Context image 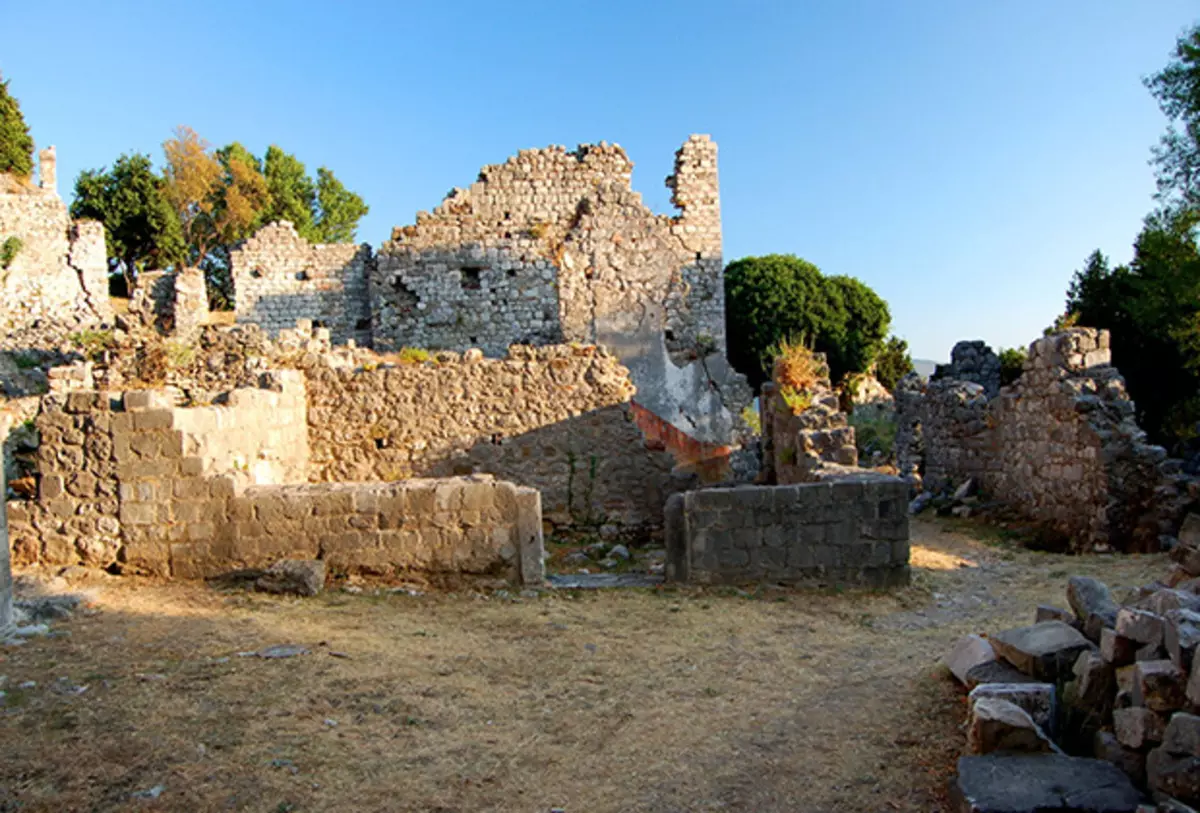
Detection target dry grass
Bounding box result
[0,519,1167,812]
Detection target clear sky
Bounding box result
[2,1,1196,361]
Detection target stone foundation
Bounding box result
[664,476,910,586]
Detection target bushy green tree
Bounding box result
[313,167,369,243]
[0,74,34,178]
[874,336,914,391]
[724,254,891,388]
[998,347,1027,387]
[71,153,185,291]
[1146,24,1200,211]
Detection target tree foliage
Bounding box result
[724,254,891,389]
[1146,24,1200,210]
[70,153,185,290]
[998,347,1027,387]
[873,336,914,391]
[0,74,34,179]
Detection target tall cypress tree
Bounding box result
[0,74,34,178]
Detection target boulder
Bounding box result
[1069,576,1121,642]
[1165,609,1200,672]
[255,559,326,597]
[1148,747,1200,807]
[966,697,1059,755]
[969,682,1057,735]
[1072,650,1114,709]
[1114,707,1167,750]
[948,634,999,685]
[1094,730,1148,787]
[1133,660,1188,714]
[1137,589,1200,616]
[991,621,1096,681]
[965,660,1044,690]
[950,754,1142,813]
[1037,605,1076,625]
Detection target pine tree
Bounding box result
[0,74,35,178]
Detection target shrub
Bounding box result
[396,347,431,365]
[873,336,914,391]
[740,404,762,436]
[998,347,1026,387]
[69,329,116,362]
[772,340,822,415]
[0,235,22,270]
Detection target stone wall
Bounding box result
[231,221,372,345]
[0,155,111,344]
[910,329,1166,552]
[933,340,1001,399]
[128,267,210,339]
[759,353,858,484]
[6,371,544,583]
[664,475,910,586]
[301,343,678,531]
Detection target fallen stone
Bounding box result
[255,559,325,597]
[1165,610,1200,672]
[951,754,1142,812]
[1148,747,1200,807]
[1138,589,1200,616]
[1118,607,1166,647]
[1163,713,1200,757]
[953,478,977,501]
[1140,643,1170,662]
[991,621,1095,681]
[964,660,1043,690]
[1095,730,1148,787]
[1073,650,1114,709]
[1114,706,1167,749]
[1133,660,1188,713]
[966,697,1059,755]
[1068,576,1120,642]
[608,544,631,561]
[1102,628,1138,666]
[969,682,1056,734]
[909,492,933,515]
[947,635,999,685]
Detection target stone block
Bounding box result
[990,621,1096,681]
[964,660,1043,690]
[255,559,325,596]
[1118,607,1166,648]
[1102,628,1138,666]
[947,635,1001,685]
[1165,609,1200,672]
[969,682,1056,734]
[1163,713,1200,757]
[1114,706,1167,750]
[1094,730,1147,787]
[950,754,1141,813]
[1068,576,1119,642]
[1037,605,1075,624]
[967,697,1058,755]
[133,408,175,431]
[1072,650,1114,709]
[1147,747,1200,807]
[1133,660,1188,713]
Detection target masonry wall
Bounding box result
[6,373,544,582]
[231,221,373,345]
[760,354,858,485]
[907,329,1166,552]
[664,476,910,586]
[0,160,111,341]
[301,344,678,531]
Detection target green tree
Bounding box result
[313,167,369,243]
[1146,24,1200,210]
[262,145,317,236]
[873,336,914,391]
[724,254,891,388]
[998,347,1027,387]
[0,74,34,178]
[70,153,185,292]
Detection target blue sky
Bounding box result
[2,1,1195,361]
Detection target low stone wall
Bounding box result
[7,373,544,583]
[759,353,858,484]
[302,344,678,531]
[664,476,910,586]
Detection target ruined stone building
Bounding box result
[229,136,751,464]
[0,147,111,345]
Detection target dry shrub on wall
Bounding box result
[772,339,822,415]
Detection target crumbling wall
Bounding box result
[893,372,924,489]
[6,372,544,582]
[665,476,910,586]
[127,267,209,339]
[231,221,372,345]
[921,379,994,494]
[301,343,678,531]
[370,135,747,448]
[933,340,1001,399]
[759,353,858,484]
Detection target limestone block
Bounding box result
[990,621,1096,681]
[967,697,1059,755]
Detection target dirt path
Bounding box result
[0,519,1167,813]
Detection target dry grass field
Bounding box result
[0,518,1167,813]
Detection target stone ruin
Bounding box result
[901,329,1180,552]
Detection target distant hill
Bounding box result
[911,359,939,379]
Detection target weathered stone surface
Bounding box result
[969,682,1057,734]
[1138,589,1200,616]
[1070,576,1120,641]
[1037,605,1076,625]
[1133,660,1188,713]
[1114,706,1167,749]
[951,754,1142,813]
[1118,607,1167,648]
[966,697,1058,755]
[255,559,326,597]
[965,660,1044,690]
[1165,609,1200,672]
[1103,628,1139,666]
[1073,650,1114,708]
[948,634,999,685]
[1148,747,1200,807]
[991,621,1096,681]
[1095,730,1148,787]
[1163,713,1200,757]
